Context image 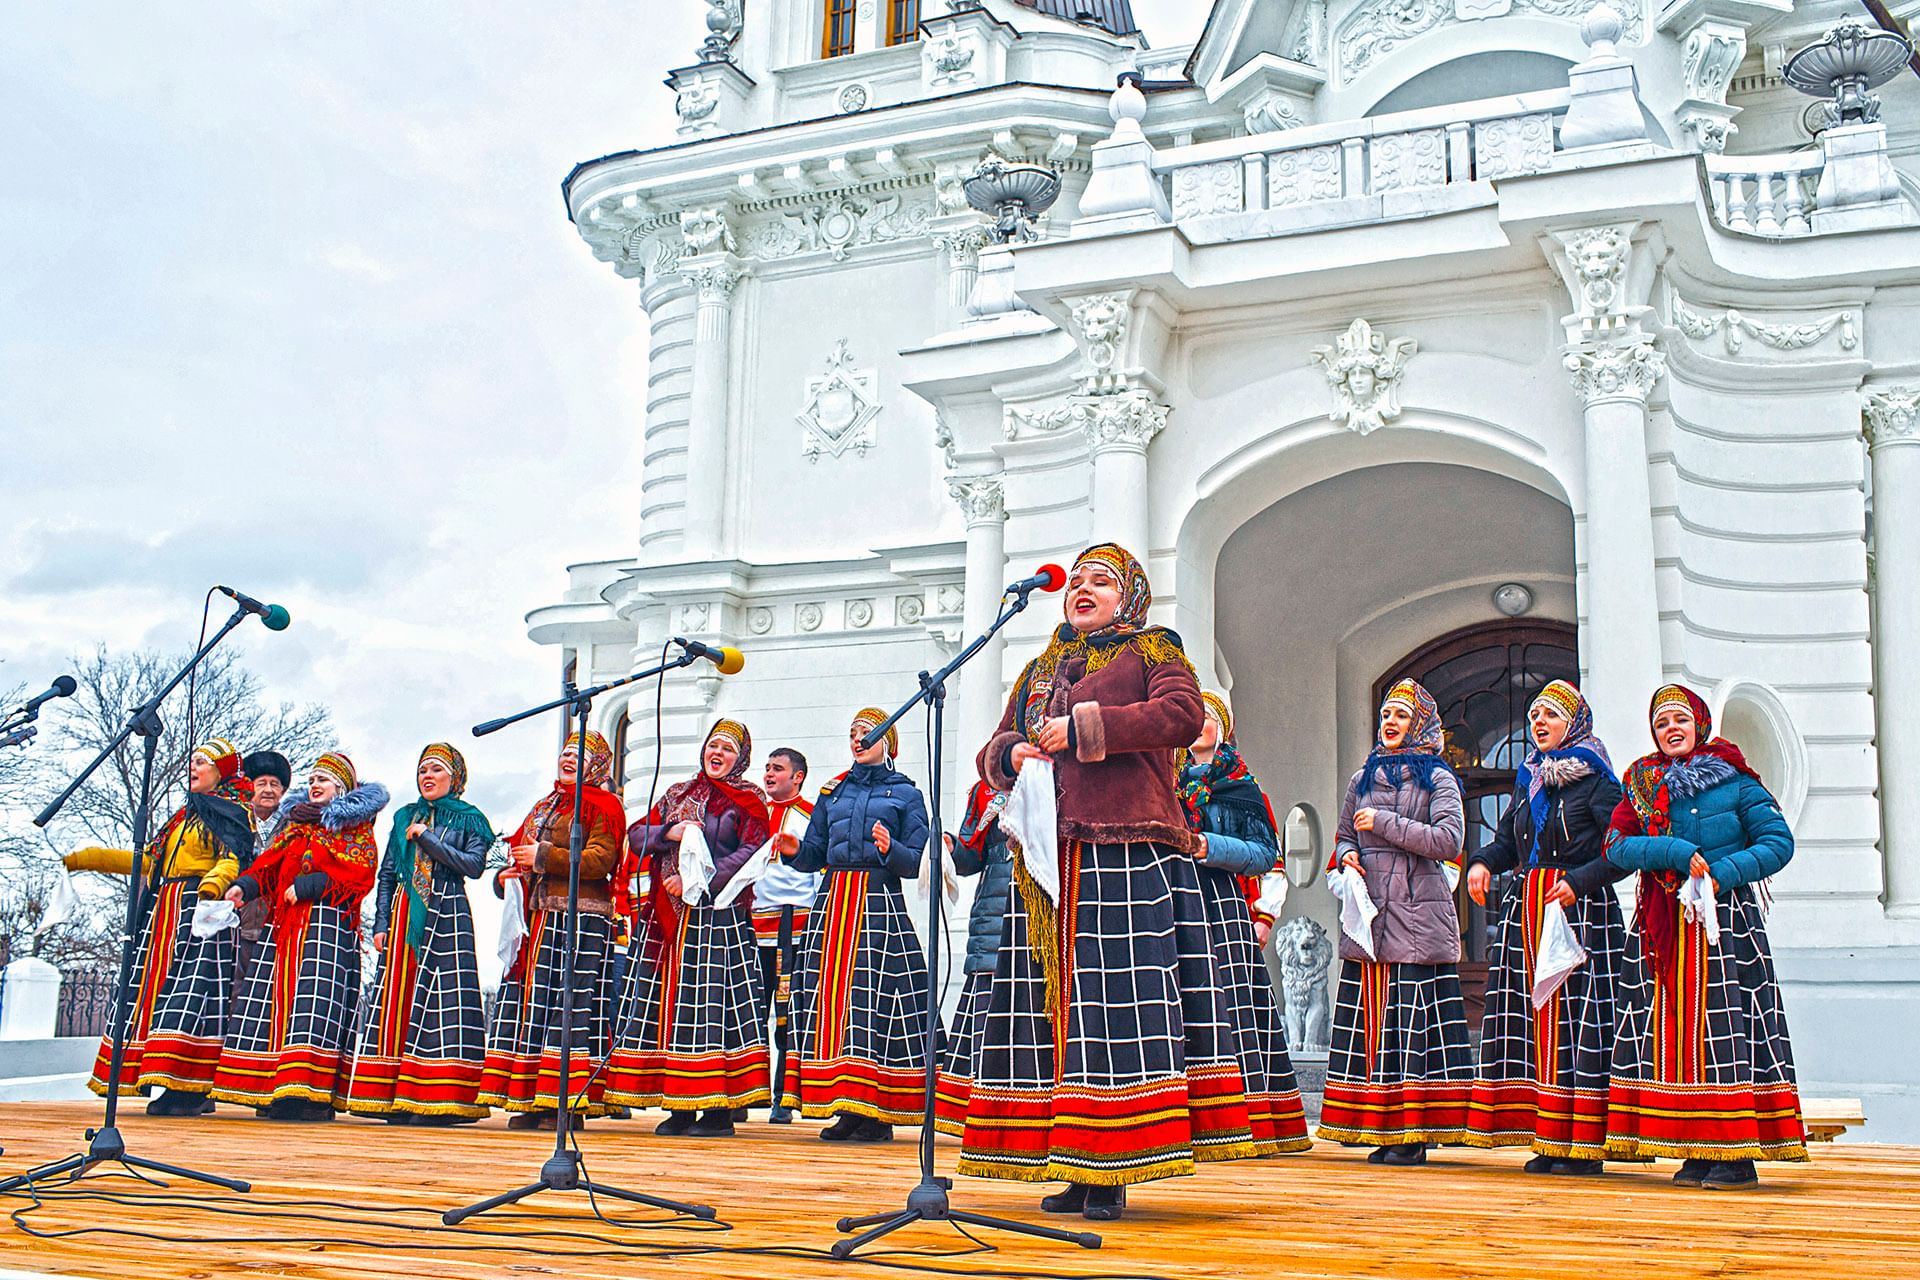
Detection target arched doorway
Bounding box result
[1376,619,1579,1023]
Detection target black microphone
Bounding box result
[10,675,77,718]
[1005,563,1068,596]
[216,586,292,631]
[672,636,746,675]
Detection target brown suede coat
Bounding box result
[527,806,623,917]
[980,635,1205,852]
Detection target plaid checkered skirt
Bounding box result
[933,969,992,1136]
[1196,866,1311,1155]
[957,840,1258,1188]
[476,906,615,1114]
[1317,959,1473,1147]
[1465,869,1625,1159]
[90,879,235,1097]
[783,870,935,1125]
[604,900,770,1111]
[340,885,487,1118]
[1605,883,1807,1163]
[211,902,362,1108]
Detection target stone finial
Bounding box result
[1581,4,1623,58]
[1110,74,1148,141]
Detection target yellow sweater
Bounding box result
[65,821,239,899]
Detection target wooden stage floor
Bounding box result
[0,1102,1914,1280]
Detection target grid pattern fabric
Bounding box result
[211,902,362,1107]
[1195,866,1312,1154]
[1465,867,1624,1158]
[1318,959,1473,1146]
[476,907,615,1114]
[933,969,992,1135]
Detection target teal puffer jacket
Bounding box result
[1604,756,1792,889]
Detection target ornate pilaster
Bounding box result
[1563,338,1667,406]
[931,224,991,314]
[1068,291,1134,394]
[681,241,747,560]
[1865,386,1920,913]
[948,476,1006,528]
[950,472,1009,761]
[1081,391,1170,455]
[1675,20,1746,154]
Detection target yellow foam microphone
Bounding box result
[673,636,746,675]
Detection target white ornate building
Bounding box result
[536,0,1920,1134]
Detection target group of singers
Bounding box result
[63,541,1807,1221]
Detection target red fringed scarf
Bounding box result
[1606,685,1761,987]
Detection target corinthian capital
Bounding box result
[1564,339,1665,407]
[684,260,745,302]
[947,476,1006,527]
[1866,386,1920,451]
[1081,391,1170,453]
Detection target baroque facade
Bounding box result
[537,0,1920,1134]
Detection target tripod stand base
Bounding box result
[0,1123,250,1196]
[440,1147,716,1226]
[829,1176,1101,1259]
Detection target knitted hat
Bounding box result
[312,751,358,794]
[418,742,468,796]
[195,737,242,781]
[852,708,899,760]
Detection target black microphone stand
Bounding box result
[442,650,717,1226]
[0,606,259,1194]
[826,582,1100,1259]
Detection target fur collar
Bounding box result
[1536,754,1596,789]
[279,782,392,830]
[1664,754,1736,801]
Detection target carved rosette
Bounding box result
[1865,387,1920,452]
[1081,392,1170,455]
[1564,339,1666,406]
[948,476,1006,527]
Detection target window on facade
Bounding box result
[886,0,920,45]
[822,0,856,57]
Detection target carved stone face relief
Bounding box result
[1310,318,1418,433]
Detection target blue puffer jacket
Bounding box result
[793,762,929,882]
[1604,756,1793,889]
[952,795,1012,976]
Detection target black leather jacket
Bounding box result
[1468,771,1628,898]
[374,826,488,935]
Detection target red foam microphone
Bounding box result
[1008,564,1067,595]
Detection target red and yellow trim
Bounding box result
[339,897,487,1118]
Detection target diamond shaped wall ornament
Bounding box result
[797,339,880,461]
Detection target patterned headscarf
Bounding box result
[1013,542,1188,741]
[852,707,898,761]
[1179,690,1264,831]
[1200,691,1233,742]
[1514,680,1615,838]
[1359,679,1450,794]
[562,730,614,790]
[418,742,468,796]
[312,751,358,795]
[702,718,753,779]
[196,737,242,782]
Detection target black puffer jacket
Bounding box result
[793,762,929,882]
[952,794,1012,976]
[374,826,489,936]
[1468,770,1626,897]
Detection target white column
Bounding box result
[1565,338,1667,757]
[1867,387,1920,912]
[950,477,1008,762]
[1081,392,1168,559]
[932,226,988,320]
[681,257,744,560]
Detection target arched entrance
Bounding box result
[1376,618,1578,1023]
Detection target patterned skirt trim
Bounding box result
[476,907,615,1114]
[1316,959,1473,1147]
[90,880,234,1097]
[340,889,489,1117]
[211,903,360,1108]
[933,969,992,1137]
[1196,867,1311,1157]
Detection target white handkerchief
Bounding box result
[1679,873,1720,946]
[190,897,239,938]
[679,825,715,906]
[36,873,79,936]
[714,841,773,909]
[1252,872,1288,920]
[1531,901,1587,1008]
[498,878,528,970]
[1002,758,1060,906]
[1327,865,1378,959]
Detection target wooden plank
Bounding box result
[1,1102,1918,1279]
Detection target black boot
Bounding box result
[1702,1159,1758,1190]
[847,1116,893,1143]
[1379,1143,1428,1166]
[1672,1158,1711,1187]
[145,1089,209,1117]
[768,1102,795,1124]
[1039,1184,1089,1215]
[1552,1159,1605,1176]
[654,1110,697,1136]
[818,1114,862,1142]
[1083,1185,1126,1221]
[1366,1145,1392,1164]
[686,1108,737,1137]
[1524,1153,1557,1174]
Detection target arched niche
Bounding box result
[1711,679,1810,826]
[1283,802,1322,888]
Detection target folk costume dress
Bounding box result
[65,737,253,1112]
[1178,694,1312,1156]
[213,754,388,1113]
[605,719,773,1116]
[960,543,1259,1190]
[933,779,1012,1136]
[1601,685,1807,1168]
[478,731,626,1118]
[784,713,936,1128]
[755,790,816,1114]
[341,744,494,1121]
[1463,681,1628,1163]
[1316,680,1473,1151]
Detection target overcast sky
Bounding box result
[2,2,1206,827]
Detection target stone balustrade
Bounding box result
[1706,151,1826,237]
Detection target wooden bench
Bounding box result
[1803,1097,1867,1142]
